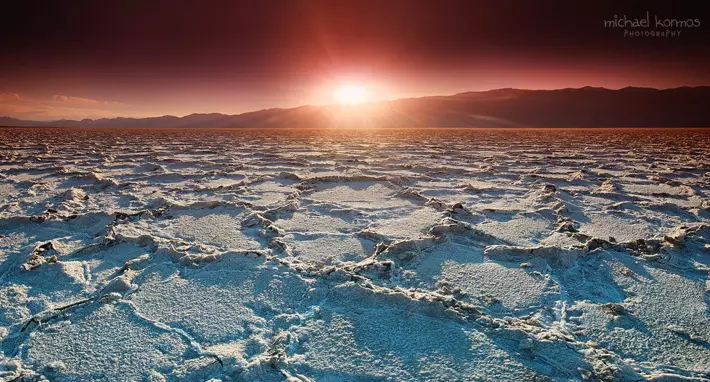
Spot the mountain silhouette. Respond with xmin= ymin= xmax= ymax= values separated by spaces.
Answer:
xmin=2 ymin=87 xmax=709 ymax=128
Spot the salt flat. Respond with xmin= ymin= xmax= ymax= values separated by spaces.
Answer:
xmin=0 ymin=127 xmax=709 ymax=381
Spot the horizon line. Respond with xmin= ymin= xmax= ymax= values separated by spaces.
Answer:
xmin=2 ymin=84 xmax=709 ymax=123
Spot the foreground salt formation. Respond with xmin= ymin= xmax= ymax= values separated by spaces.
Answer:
xmin=0 ymin=127 xmax=709 ymax=381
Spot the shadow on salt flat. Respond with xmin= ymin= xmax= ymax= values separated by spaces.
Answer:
xmin=476 ymin=215 xmax=553 ymax=246
xmin=129 ymin=258 xmax=313 ymax=347
xmin=279 ymin=233 xmax=376 ymax=265
xmin=115 ymin=205 xmax=264 ymax=250
xmin=288 ymin=283 xmax=591 ymax=381
xmin=404 ymin=239 xmax=558 ymax=314
xmin=578 ymin=213 xmax=658 ymax=242
xmin=569 ymin=264 xmax=710 ymax=373
xmin=272 ymin=205 xmax=362 ymax=234
xmin=365 ymin=206 xmax=444 ymax=241
xmin=306 ymin=181 xmax=413 ymax=209
xmin=23 ymin=303 xmax=190 ymax=381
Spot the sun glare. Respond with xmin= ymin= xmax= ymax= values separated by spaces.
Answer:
xmin=334 ymin=85 xmax=369 ymax=105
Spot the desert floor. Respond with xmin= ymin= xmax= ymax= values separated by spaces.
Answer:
xmin=1 ymin=127 xmax=709 ymax=381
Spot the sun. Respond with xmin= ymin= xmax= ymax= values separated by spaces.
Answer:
xmin=334 ymin=84 xmax=369 ymax=105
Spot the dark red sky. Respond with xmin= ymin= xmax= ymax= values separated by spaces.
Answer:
xmin=1 ymin=0 xmax=708 ymax=120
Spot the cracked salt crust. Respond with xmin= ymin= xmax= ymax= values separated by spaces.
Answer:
xmin=0 ymin=127 xmax=709 ymax=381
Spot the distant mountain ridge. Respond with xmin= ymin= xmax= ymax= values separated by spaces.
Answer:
xmin=2 ymin=86 xmax=710 ymax=128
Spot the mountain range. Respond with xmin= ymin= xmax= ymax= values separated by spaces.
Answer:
xmin=2 ymin=86 xmax=709 ymax=128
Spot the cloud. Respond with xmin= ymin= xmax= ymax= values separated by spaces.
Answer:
xmin=52 ymin=94 xmax=100 ymax=104
xmin=0 ymin=93 xmax=21 ymax=102
xmin=0 ymin=92 xmax=133 ymax=120
xmin=50 ymin=94 xmax=130 ymax=107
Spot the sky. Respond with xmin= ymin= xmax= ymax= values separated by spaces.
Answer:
xmin=1 ymin=0 xmax=709 ymax=120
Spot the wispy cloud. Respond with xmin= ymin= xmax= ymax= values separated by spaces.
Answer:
xmin=0 ymin=92 xmax=133 ymax=120
xmin=52 ymin=94 xmax=101 ymax=104
xmin=0 ymin=93 xmax=21 ymax=102
xmin=51 ymin=94 xmax=130 ymax=107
